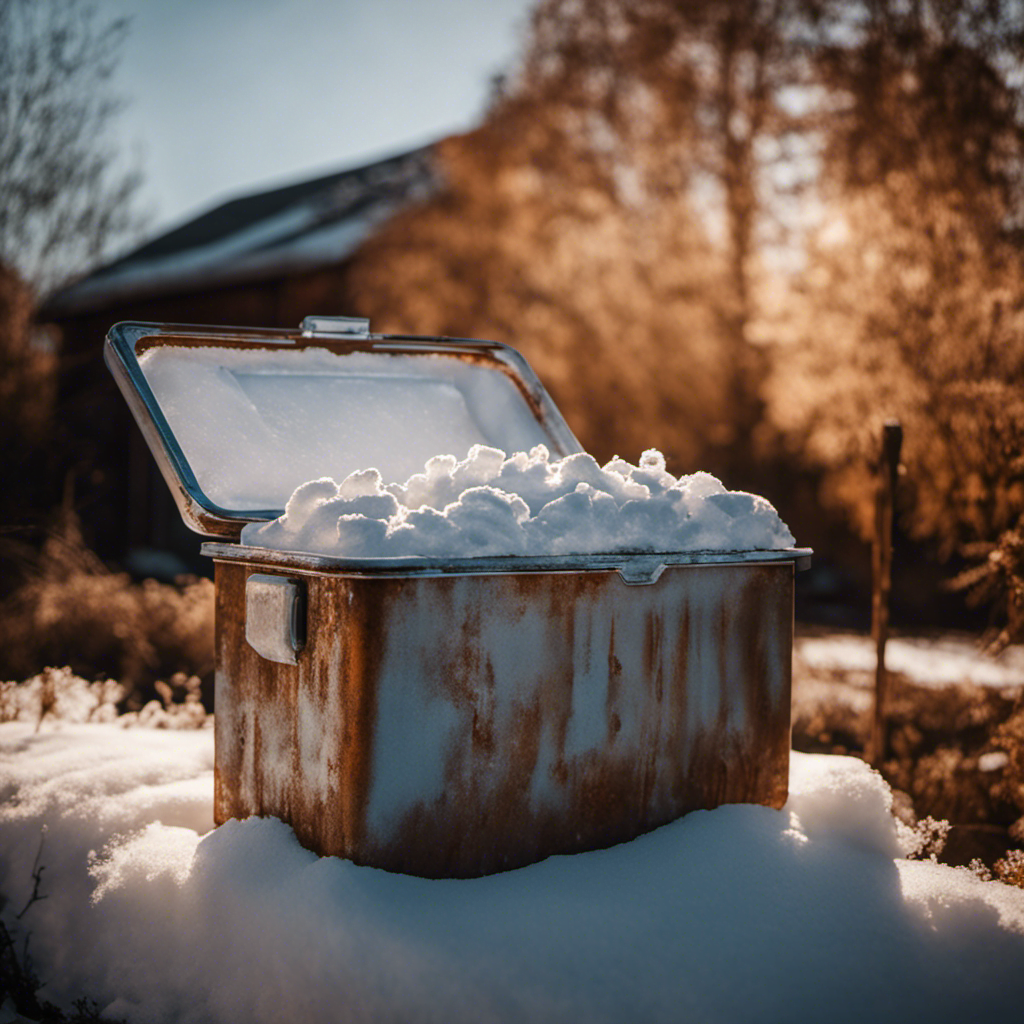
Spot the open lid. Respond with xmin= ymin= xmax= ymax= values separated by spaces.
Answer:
xmin=105 ymin=316 xmax=584 ymax=539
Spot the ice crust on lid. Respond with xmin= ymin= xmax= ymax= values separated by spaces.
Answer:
xmin=137 ymin=344 xmax=556 ymax=509
xmin=239 ymin=445 xmax=796 ymax=557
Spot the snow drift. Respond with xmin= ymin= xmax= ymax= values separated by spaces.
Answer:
xmin=2 ymin=722 xmax=1023 ymax=1024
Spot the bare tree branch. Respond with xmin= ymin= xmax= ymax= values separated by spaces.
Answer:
xmin=0 ymin=0 xmax=143 ymax=290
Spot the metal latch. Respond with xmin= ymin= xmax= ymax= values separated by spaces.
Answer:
xmin=300 ymin=315 xmax=371 ymax=338
xmin=245 ymin=574 xmax=306 ymax=665
xmin=616 ymin=558 xmax=667 ymax=586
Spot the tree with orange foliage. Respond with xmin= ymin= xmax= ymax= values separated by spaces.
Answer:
xmin=762 ymin=0 xmax=1024 ymax=634
xmin=347 ymin=0 xmax=811 ymax=485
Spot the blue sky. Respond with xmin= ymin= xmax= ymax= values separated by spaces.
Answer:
xmin=103 ymin=0 xmax=535 ymax=233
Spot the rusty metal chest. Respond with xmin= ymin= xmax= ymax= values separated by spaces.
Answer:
xmin=106 ymin=315 xmax=809 ymax=877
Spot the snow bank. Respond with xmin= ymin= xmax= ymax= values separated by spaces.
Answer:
xmin=240 ymin=445 xmax=795 ymax=558
xmin=796 ymin=633 xmax=1024 ymax=690
xmin=2 ymin=723 xmax=1023 ymax=1024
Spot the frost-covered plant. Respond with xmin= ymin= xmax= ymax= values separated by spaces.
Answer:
xmin=967 ymin=857 xmax=993 ymax=881
xmin=952 ymin=518 xmax=1024 ymax=650
xmin=964 ymin=850 xmax=1024 ymax=889
xmin=117 ymin=672 xmax=208 ymax=730
xmin=0 ymin=509 xmax=214 ymax=702
xmin=0 ymin=666 xmax=122 ymax=728
xmin=900 ymin=816 xmax=952 ymax=862
xmin=994 ymin=849 xmax=1024 ymax=888
xmin=983 ymin=710 xmax=1024 ymax=826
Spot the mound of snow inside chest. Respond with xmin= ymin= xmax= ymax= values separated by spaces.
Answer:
xmin=240 ymin=445 xmax=796 ymax=558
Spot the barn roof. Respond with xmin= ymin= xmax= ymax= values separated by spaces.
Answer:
xmin=41 ymin=145 xmax=437 ymax=319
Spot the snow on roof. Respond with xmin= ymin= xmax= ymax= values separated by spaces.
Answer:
xmin=2 ymin=717 xmax=1024 ymax=1022
xmin=42 ymin=146 xmax=438 ymax=318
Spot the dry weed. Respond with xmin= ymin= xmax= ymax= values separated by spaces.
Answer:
xmin=0 ymin=666 xmax=208 ymax=729
xmin=0 ymin=509 xmax=214 ymax=705
xmin=793 ymin=652 xmax=1024 ymax=870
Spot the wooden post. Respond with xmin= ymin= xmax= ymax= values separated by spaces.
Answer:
xmin=868 ymin=420 xmax=902 ymax=766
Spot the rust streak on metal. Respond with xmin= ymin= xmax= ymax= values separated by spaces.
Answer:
xmin=305 ymin=573 xmax=384 ymax=858
xmin=606 ymin=618 xmax=622 ymax=744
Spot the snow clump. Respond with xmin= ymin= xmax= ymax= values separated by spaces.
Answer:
xmin=240 ymin=445 xmax=795 ymax=558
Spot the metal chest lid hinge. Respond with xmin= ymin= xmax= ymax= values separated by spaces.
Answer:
xmin=300 ymin=315 xmax=371 ymax=339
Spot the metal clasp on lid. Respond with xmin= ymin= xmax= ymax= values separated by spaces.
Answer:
xmin=300 ymin=315 xmax=371 ymax=338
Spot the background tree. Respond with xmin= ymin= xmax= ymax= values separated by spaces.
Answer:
xmin=674 ymin=0 xmax=824 ymax=477
xmin=348 ymin=0 xmax=731 ymax=474
xmin=0 ymin=0 xmax=142 ymax=291
xmin=763 ymin=0 xmax=1024 ymax=569
xmin=0 ymin=0 xmax=142 ymax=592
xmin=347 ymin=0 xmax=817 ymax=489
xmin=0 ymin=259 xmax=56 ymax=594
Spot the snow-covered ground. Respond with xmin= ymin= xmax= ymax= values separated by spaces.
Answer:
xmin=793 ymin=632 xmax=1024 ymax=721
xmin=796 ymin=633 xmax=1024 ymax=690
xmin=2 ymin=720 xmax=1023 ymax=1024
